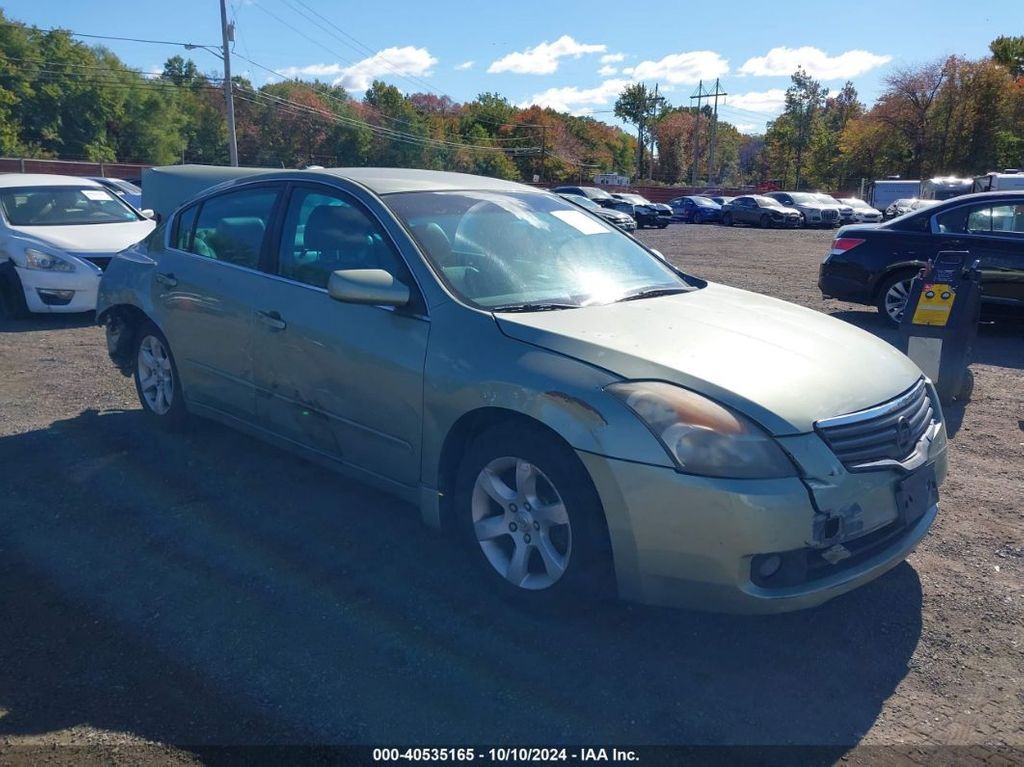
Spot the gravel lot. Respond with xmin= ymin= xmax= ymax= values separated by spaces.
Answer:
xmin=0 ymin=224 xmax=1021 ymax=763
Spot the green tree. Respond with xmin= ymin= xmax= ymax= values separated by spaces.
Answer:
xmin=614 ymin=83 xmax=664 ymax=180
xmin=990 ymin=36 xmax=1024 ymax=78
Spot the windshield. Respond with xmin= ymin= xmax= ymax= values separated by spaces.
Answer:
xmin=386 ymin=190 xmax=695 ymax=310
xmin=692 ymin=196 xmax=717 ymax=207
xmin=564 ymin=194 xmax=600 ymax=211
xmin=618 ymin=194 xmax=651 ymax=205
xmin=0 ymin=185 xmax=141 ymax=226
xmin=813 ymin=194 xmax=840 ymax=204
xmin=753 ymin=195 xmax=784 ymax=208
xmin=788 ymin=192 xmax=819 ymax=204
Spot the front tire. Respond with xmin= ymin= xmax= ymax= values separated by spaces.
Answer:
xmin=722 ymin=212 xmax=733 ymax=226
xmin=453 ymin=423 xmax=613 ymax=608
xmin=0 ymin=264 xmax=30 ymax=319
xmin=133 ymin=322 xmax=188 ymax=429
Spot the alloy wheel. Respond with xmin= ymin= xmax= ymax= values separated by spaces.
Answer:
xmin=137 ymin=334 xmax=175 ymax=415
xmin=471 ymin=456 xmax=572 ymax=590
xmin=884 ymin=278 xmax=914 ymax=323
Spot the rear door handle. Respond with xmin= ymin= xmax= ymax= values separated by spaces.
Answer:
xmin=256 ymin=310 xmax=287 ymax=330
xmin=155 ymin=272 xmax=177 ymax=288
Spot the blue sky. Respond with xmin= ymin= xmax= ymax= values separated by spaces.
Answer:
xmin=2 ymin=0 xmax=1016 ymax=133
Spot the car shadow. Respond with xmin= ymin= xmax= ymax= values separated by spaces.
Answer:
xmin=0 ymin=311 xmax=96 ymax=334
xmin=0 ymin=409 xmax=923 ymax=754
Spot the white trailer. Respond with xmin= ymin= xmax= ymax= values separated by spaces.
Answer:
xmin=920 ymin=176 xmax=973 ymax=200
xmin=870 ymin=179 xmax=921 ymax=210
xmin=593 ymin=173 xmax=630 ymax=186
xmin=972 ymin=170 xmax=1024 ymax=192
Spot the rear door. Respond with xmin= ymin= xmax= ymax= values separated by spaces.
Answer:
xmin=153 ymin=184 xmax=281 ymax=421
xmin=251 ymin=182 xmax=430 ymax=486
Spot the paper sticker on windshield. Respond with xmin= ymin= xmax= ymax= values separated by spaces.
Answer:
xmin=81 ymin=189 xmax=114 ymax=201
xmin=551 ymin=209 xmax=608 ymax=235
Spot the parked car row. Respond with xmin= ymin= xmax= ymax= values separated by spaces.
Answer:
xmin=550 ymin=185 xmax=671 ymax=229
xmin=665 ymin=193 xmax=885 ymax=230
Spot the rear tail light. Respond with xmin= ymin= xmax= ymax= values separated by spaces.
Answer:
xmin=830 ymin=237 xmax=865 ymax=255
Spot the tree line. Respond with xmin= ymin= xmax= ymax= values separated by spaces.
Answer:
xmin=1 ymin=9 xmax=1022 ymax=191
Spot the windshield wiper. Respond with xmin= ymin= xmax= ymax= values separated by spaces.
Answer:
xmin=490 ymin=301 xmax=580 ymax=313
xmin=615 ymin=286 xmax=691 ymax=302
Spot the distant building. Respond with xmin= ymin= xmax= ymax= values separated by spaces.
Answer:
xmin=593 ymin=173 xmax=630 ymax=186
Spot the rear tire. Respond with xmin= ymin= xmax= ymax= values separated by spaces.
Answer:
xmin=875 ymin=271 xmax=918 ymax=327
xmin=133 ymin=321 xmax=188 ymax=429
xmin=759 ymin=214 xmax=771 ymax=229
xmin=453 ymin=422 xmax=613 ymax=610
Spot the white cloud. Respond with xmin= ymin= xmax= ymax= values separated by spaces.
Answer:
xmin=727 ymin=88 xmax=787 ymax=113
xmin=488 ymin=35 xmax=606 ymax=75
xmin=598 ymin=65 xmax=618 ymax=77
xmin=518 ymin=78 xmax=632 ymax=113
xmin=739 ymin=46 xmax=892 ymax=79
xmin=600 ymin=53 xmax=625 ymax=64
xmin=733 ymin=122 xmax=758 ymax=134
xmin=279 ymin=46 xmax=438 ymax=92
xmin=455 ymin=60 xmax=474 ymax=71
xmin=627 ymin=51 xmax=729 ymax=84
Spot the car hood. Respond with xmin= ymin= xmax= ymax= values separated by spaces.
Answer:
xmin=768 ymin=206 xmax=801 ymax=216
xmin=598 ymin=209 xmax=632 ymax=220
xmin=11 ymin=220 xmax=156 ymax=253
xmin=496 ymin=283 xmax=922 ymax=435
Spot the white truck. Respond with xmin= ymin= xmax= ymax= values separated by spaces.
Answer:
xmin=972 ymin=170 xmax=1024 ymax=192
xmin=870 ymin=179 xmax=921 ymax=211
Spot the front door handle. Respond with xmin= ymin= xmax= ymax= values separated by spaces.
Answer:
xmin=256 ymin=310 xmax=287 ymax=330
xmin=155 ymin=272 xmax=177 ymax=288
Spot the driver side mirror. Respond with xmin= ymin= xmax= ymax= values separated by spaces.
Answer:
xmin=141 ymin=208 xmax=157 ymax=220
xmin=328 ymin=268 xmax=410 ymax=307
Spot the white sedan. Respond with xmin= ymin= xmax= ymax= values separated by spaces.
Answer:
xmin=0 ymin=175 xmax=155 ymax=316
xmin=839 ymin=197 xmax=883 ymax=223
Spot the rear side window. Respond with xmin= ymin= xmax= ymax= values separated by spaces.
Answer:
xmin=190 ymin=187 xmax=279 ymax=268
xmin=173 ymin=204 xmax=198 ymax=250
xmin=965 ymin=204 xmax=1024 ymax=235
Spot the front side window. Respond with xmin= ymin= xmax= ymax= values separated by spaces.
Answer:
xmin=961 ymin=204 xmax=1024 ymax=235
xmin=277 ymin=187 xmax=406 ymax=289
xmin=0 ymin=186 xmax=141 ymax=226
xmin=190 ymin=187 xmax=278 ymax=269
xmin=386 ymin=190 xmax=695 ymax=310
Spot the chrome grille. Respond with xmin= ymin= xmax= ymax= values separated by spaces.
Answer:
xmin=816 ymin=380 xmax=935 ymax=468
xmin=822 ymin=209 xmax=838 ymax=221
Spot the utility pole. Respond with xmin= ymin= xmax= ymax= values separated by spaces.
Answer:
xmin=690 ymin=81 xmax=705 ymax=186
xmin=539 ymin=124 xmax=547 ymax=183
xmin=220 ymin=0 xmax=239 ymax=166
xmin=706 ymin=79 xmax=727 ymax=184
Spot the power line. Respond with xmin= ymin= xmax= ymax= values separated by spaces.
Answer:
xmin=0 ymin=20 xmax=220 ymax=50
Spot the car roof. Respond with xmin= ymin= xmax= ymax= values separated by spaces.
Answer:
xmin=0 ymin=174 xmax=102 ymax=189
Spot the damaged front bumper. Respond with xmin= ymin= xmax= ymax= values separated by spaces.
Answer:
xmin=578 ymin=416 xmax=947 ymax=614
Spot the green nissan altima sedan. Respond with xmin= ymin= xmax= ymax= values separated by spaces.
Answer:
xmin=96 ymin=168 xmax=948 ymax=613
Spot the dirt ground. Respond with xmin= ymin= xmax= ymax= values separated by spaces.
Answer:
xmin=0 ymin=224 xmax=1021 ymax=764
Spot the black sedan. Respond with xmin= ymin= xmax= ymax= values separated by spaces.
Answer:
xmin=720 ymin=195 xmax=802 ymax=228
xmin=668 ymin=195 xmax=722 ymax=223
xmin=819 ymin=191 xmax=1024 ymax=325
xmin=610 ymin=193 xmax=672 ymax=228
xmin=557 ymin=192 xmax=637 ymax=232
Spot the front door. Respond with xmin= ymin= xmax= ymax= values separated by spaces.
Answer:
xmin=252 ymin=183 xmax=430 ymax=487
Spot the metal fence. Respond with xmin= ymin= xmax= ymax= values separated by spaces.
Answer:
xmin=0 ymin=157 xmax=150 ymax=179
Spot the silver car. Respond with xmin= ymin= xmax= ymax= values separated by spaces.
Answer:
xmin=96 ymin=168 xmax=948 ymax=614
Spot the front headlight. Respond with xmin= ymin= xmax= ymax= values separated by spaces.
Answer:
xmin=607 ymin=381 xmax=796 ymax=479
xmin=23 ymin=247 xmax=76 ymax=272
